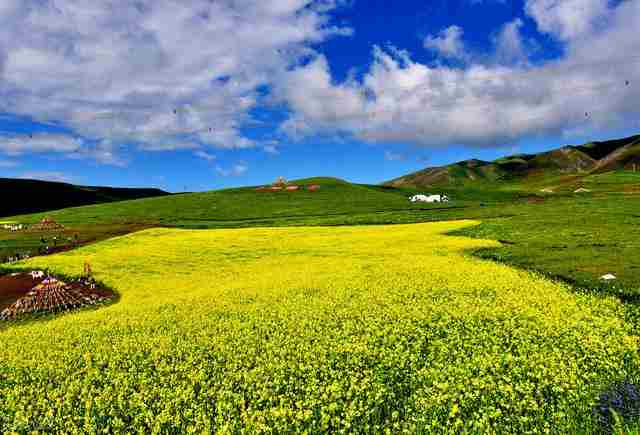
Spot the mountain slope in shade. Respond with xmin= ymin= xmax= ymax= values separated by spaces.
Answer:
xmin=591 ymin=136 xmax=640 ymax=173
xmin=0 ymin=177 xmax=170 ymax=218
xmin=385 ymin=134 xmax=640 ymax=188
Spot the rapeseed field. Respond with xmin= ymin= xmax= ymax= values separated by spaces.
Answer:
xmin=0 ymin=221 xmax=638 ymax=433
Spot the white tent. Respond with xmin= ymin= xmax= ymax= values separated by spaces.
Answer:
xmin=410 ymin=194 xmax=449 ymax=203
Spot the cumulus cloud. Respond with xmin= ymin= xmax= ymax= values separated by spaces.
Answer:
xmin=275 ymin=54 xmax=366 ymax=138
xmin=263 ymin=142 xmax=280 ymax=154
xmin=384 ymin=150 xmax=406 ymax=161
xmin=0 ymin=0 xmax=350 ymax=158
xmin=0 ymin=133 xmax=126 ymax=166
xmin=423 ymin=26 xmax=468 ymax=61
xmin=215 ymin=163 xmax=248 ymax=176
xmin=525 ymin=0 xmax=610 ymax=40
xmin=194 ymin=150 xmax=216 ymax=161
xmin=0 ymin=133 xmax=82 ymax=156
xmin=1 ymin=0 xmax=635 ymax=159
xmin=493 ymin=19 xmax=532 ymax=65
xmin=275 ymin=0 xmax=640 ymax=148
xmin=67 ymin=139 xmax=128 ymax=166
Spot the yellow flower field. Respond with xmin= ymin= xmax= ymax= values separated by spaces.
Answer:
xmin=0 ymin=221 xmax=638 ymax=433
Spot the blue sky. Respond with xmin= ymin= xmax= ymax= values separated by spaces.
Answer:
xmin=0 ymin=0 xmax=638 ymax=192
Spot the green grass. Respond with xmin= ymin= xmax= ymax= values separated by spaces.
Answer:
xmin=452 ymin=194 xmax=640 ymax=296
xmin=0 ymin=178 xmax=477 ymax=258
xmin=584 ymin=171 xmax=640 ymax=184
xmin=3 ymin=177 xmax=640 ymax=298
xmin=7 ymin=177 xmax=432 ymax=226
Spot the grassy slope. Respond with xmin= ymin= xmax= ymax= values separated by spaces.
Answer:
xmin=5 ymin=177 xmax=463 ymax=227
xmin=0 ymin=177 xmax=169 ymax=218
xmin=1 ymin=222 xmax=637 ymax=433
xmin=0 ymin=176 xmax=532 ymax=260
xmin=3 ymin=175 xmax=640 ymax=300
xmin=453 ymin=194 xmax=640 ymax=292
xmin=0 ymin=177 xmax=449 ymax=258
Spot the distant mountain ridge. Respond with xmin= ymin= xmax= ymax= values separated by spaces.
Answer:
xmin=0 ymin=177 xmax=170 ymax=218
xmin=384 ymin=134 xmax=640 ymax=188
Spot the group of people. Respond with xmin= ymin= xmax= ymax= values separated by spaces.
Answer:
xmin=37 ymin=234 xmax=80 ymax=255
xmin=1 ymin=234 xmax=82 ymax=264
xmin=2 ymin=252 xmax=31 ymax=264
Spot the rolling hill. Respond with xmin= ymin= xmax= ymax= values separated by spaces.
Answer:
xmin=3 ymin=177 xmax=457 ymax=228
xmin=385 ymin=134 xmax=640 ymax=189
xmin=0 ymin=177 xmax=170 ymax=218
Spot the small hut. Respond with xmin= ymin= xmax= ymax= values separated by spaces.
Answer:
xmin=307 ymin=185 xmax=320 ymax=192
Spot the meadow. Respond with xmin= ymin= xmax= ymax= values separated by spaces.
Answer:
xmin=1 ymin=221 xmax=639 ymax=433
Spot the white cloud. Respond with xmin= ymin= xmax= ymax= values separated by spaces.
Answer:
xmin=263 ymin=143 xmax=280 ymax=154
xmin=275 ymin=54 xmax=368 ymax=138
xmin=525 ymin=0 xmax=609 ymax=40
xmin=1 ymin=0 xmax=634 ymax=159
xmin=423 ymin=26 xmax=468 ymax=61
xmin=276 ymin=0 xmax=640 ymax=149
xmin=17 ymin=171 xmax=73 ymax=183
xmin=215 ymin=163 xmax=248 ymax=176
xmin=384 ymin=150 xmax=406 ymax=161
xmin=493 ymin=19 xmax=531 ymax=65
xmin=66 ymin=139 xmax=128 ymax=166
xmin=0 ymin=159 xmax=18 ymax=168
xmin=194 ymin=150 xmax=216 ymax=161
xmin=0 ymin=133 xmax=126 ymax=166
xmin=0 ymin=133 xmax=82 ymax=156
xmin=0 ymin=0 xmax=350 ymax=155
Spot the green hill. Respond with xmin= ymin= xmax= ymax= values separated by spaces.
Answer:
xmin=0 ymin=176 xmax=501 ymax=262
xmin=4 ymin=177 xmax=451 ymax=228
xmin=0 ymin=177 xmax=170 ymax=218
xmin=385 ymin=134 xmax=640 ymax=189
